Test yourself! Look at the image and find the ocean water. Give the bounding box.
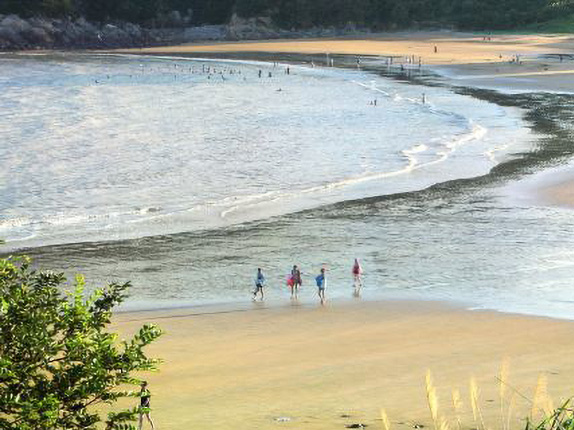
[2,52,574,319]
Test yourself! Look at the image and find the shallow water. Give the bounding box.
[3,52,574,319]
[0,53,528,246]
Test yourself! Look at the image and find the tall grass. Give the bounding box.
[382,363,573,430]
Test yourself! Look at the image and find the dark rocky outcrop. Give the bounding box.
[0,13,372,51]
[0,14,151,50]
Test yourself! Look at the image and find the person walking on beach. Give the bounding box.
[253,268,266,301]
[352,258,363,293]
[291,265,302,298]
[138,381,155,430]
[316,268,327,304]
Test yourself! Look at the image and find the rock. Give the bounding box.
[1,15,32,34]
[274,416,291,422]
[23,26,52,45]
[346,425,368,429]
[0,12,376,51]
[182,25,226,41]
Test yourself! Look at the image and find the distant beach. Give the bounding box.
[121,32,574,93]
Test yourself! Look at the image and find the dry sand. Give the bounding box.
[123,33,562,65]
[113,300,574,430]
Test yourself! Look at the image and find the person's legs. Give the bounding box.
[260,287,265,301]
[319,287,325,303]
[145,412,155,430]
[138,412,144,430]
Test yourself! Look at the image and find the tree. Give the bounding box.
[0,256,163,430]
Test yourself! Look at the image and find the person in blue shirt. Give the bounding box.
[253,268,266,301]
[316,268,327,304]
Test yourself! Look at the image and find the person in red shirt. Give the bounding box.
[352,259,363,293]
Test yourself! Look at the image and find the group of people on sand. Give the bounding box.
[252,259,364,305]
[135,261,363,429]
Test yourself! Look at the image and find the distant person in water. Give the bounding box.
[316,268,327,304]
[138,381,155,430]
[291,265,302,298]
[253,268,266,301]
[352,259,363,292]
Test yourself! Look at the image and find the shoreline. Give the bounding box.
[113,298,574,430]
[115,294,574,326]
[0,47,534,254]
[118,32,574,94]
[5,41,574,321]
[116,34,574,208]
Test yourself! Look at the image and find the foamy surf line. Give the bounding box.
[1,53,530,251]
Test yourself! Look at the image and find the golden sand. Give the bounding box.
[121,33,565,65]
[113,300,574,430]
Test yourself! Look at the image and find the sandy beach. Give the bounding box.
[113,300,574,430]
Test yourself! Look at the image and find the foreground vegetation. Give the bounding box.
[1,0,573,31]
[0,256,162,430]
[381,367,574,430]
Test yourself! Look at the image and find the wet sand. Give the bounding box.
[542,181,574,207]
[530,171,574,208]
[113,300,574,430]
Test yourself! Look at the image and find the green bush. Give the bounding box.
[0,256,163,430]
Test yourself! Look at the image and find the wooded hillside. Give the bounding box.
[1,0,573,30]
